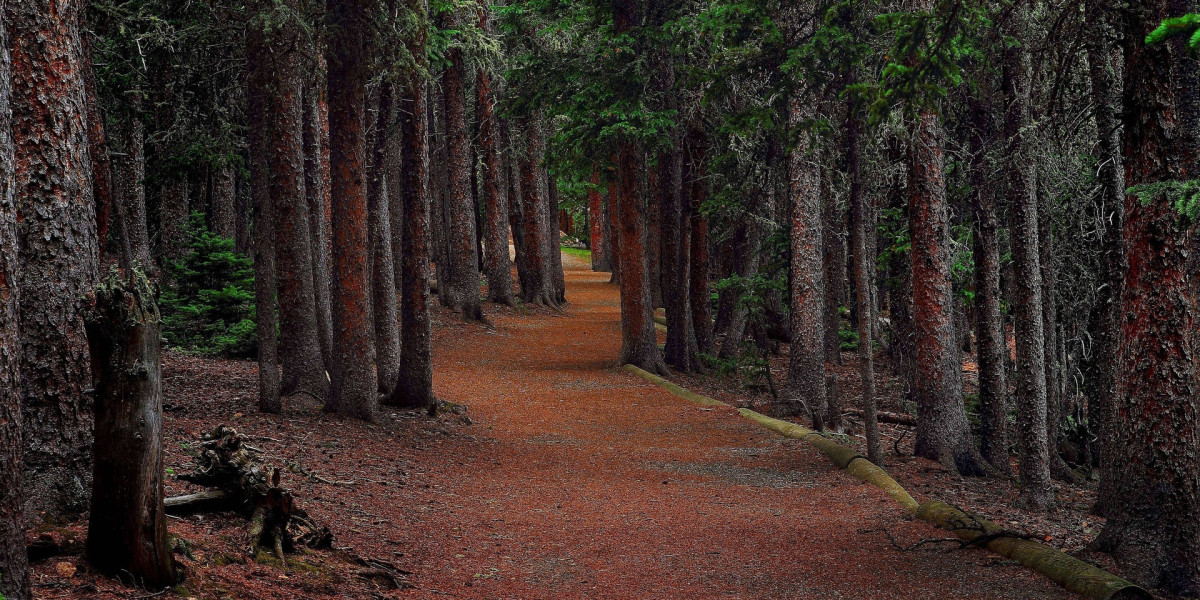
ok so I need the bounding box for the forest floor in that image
[29,252,1110,599]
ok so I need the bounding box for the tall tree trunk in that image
[688,141,713,356]
[661,131,699,373]
[646,167,663,309]
[431,83,452,307]
[823,189,845,366]
[1083,0,1125,518]
[847,98,881,467]
[476,12,515,305]
[114,110,153,272]
[440,9,483,321]
[84,272,175,588]
[268,12,328,401]
[304,85,334,370]
[547,173,567,303]
[159,178,189,272]
[368,81,401,395]
[389,39,434,412]
[247,26,281,415]
[607,177,621,285]
[969,112,1010,473]
[1094,0,1200,592]
[507,124,528,294]
[8,0,101,518]
[82,31,113,260]
[1039,190,1075,482]
[0,8,30,595]
[1004,0,1053,507]
[615,141,665,373]
[588,171,611,271]
[324,0,379,421]
[517,114,559,307]
[908,108,986,476]
[786,96,827,422]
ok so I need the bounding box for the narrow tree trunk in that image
[507,125,528,294]
[303,85,334,370]
[114,111,153,272]
[476,13,515,305]
[786,96,827,422]
[7,0,100,518]
[268,13,328,401]
[246,28,281,414]
[547,173,567,303]
[661,130,699,373]
[847,99,881,467]
[1039,191,1075,482]
[1084,0,1125,518]
[431,84,452,307]
[440,10,483,321]
[607,177,622,285]
[588,171,611,271]
[1095,1,1200,591]
[389,51,434,411]
[368,81,401,394]
[0,9,30,593]
[84,272,176,588]
[909,109,986,476]
[688,130,713,355]
[324,0,379,420]
[1004,0,1053,506]
[823,189,845,366]
[646,167,663,309]
[211,165,237,239]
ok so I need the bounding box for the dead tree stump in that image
[84,269,177,588]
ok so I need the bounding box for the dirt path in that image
[378,259,1073,600]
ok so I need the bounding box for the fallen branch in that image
[842,408,917,427]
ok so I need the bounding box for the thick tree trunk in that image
[389,64,435,412]
[8,0,101,519]
[441,11,483,321]
[588,171,611,271]
[615,141,666,373]
[247,29,281,415]
[368,82,401,395]
[661,133,699,373]
[0,10,30,594]
[1084,0,1125,518]
[476,17,515,305]
[1004,0,1053,508]
[114,112,154,272]
[517,114,559,307]
[159,178,190,271]
[82,32,113,261]
[84,272,176,588]
[304,85,334,370]
[1094,1,1200,592]
[786,97,827,422]
[646,168,663,309]
[268,14,328,401]
[324,0,379,420]
[431,84,452,307]
[908,110,986,476]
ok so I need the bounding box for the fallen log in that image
[842,408,917,427]
[166,425,333,558]
[622,364,1148,600]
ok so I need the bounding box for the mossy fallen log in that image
[623,366,1147,600]
[916,502,1148,600]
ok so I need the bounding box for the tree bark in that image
[846,98,881,466]
[1094,0,1200,592]
[368,81,400,394]
[114,110,153,272]
[1083,0,1125,518]
[687,130,713,356]
[1004,0,1053,508]
[82,31,113,261]
[661,132,699,373]
[517,114,559,307]
[547,172,567,303]
[8,0,101,519]
[159,178,190,272]
[440,8,483,321]
[324,0,379,420]
[304,85,334,371]
[0,8,30,594]
[607,177,622,285]
[268,10,328,401]
[389,37,434,412]
[211,165,237,239]
[588,171,611,271]
[247,26,281,415]
[823,188,845,367]
[84,272,176,588]
[507,124,529,294]
[477,12,515,305]
[909,109,986,476]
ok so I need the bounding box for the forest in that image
[1,0,1199,598]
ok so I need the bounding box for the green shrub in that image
[160,213,257,357]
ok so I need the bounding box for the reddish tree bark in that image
[441,7,483,320]
[607,177,621,285]
[588,171,612,271]
[517,114,559,307]
[1094,1,1200,592]
[304,85,334,370]
[389,25,434,412]
[0,8,30,595]
[908,109,986,476]
[8,0,101,518]
[82,31,114,260]
[267,10,328,401]
[477,10,515,305]
[785,96,827,422]
[324,0,378,420]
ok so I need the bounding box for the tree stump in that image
[84,269,177,588]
